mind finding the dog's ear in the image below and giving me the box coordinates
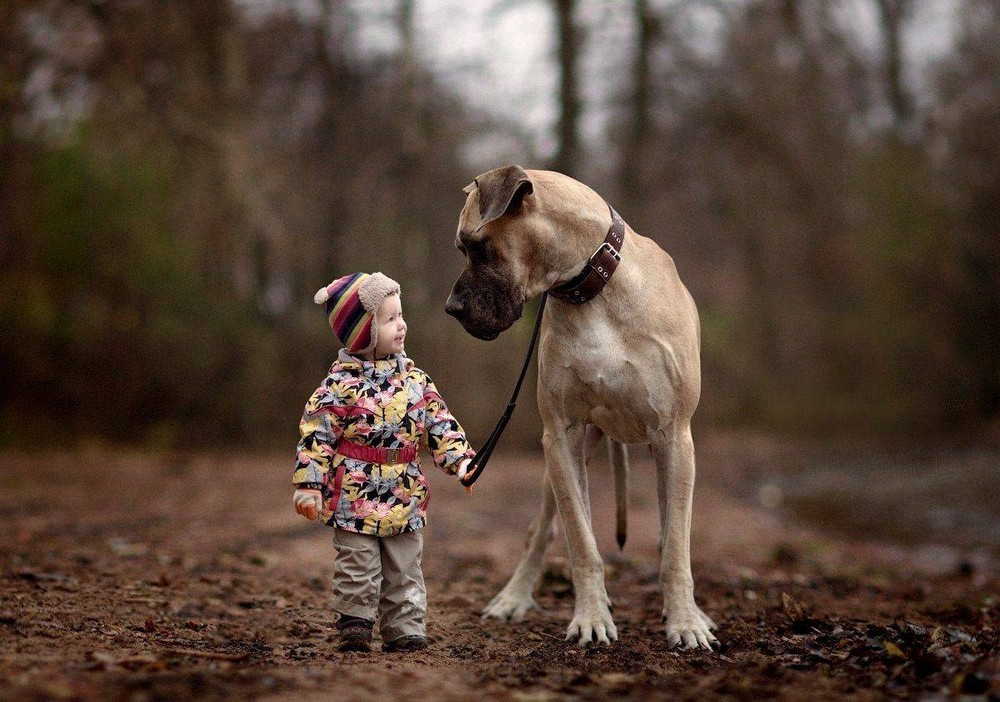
[473,165,533,230]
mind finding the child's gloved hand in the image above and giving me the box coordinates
[293,488,323,520]
[457,459,474,495]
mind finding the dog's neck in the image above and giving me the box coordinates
[531,204,622,298]
[519,172,632,302]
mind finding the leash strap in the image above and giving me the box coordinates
[459,291,549,487]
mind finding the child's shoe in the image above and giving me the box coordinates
[337,615,374,652]
[383,635,428,652]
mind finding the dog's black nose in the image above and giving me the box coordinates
[445,294,466,319]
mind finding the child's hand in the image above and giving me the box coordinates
[293,488,323,520]
[457,459,474,495]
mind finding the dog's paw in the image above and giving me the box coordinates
[664,608,719,650]
[697,605,717,631]
[482,587,539,622]
[566,601,618,646]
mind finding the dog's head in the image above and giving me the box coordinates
[445,165,540,340]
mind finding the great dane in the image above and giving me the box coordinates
[445,165,717,649]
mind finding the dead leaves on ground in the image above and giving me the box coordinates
[751,588,998,697]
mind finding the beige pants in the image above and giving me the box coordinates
[330,529,426,640]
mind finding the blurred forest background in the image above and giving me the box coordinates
[1,0,998,450]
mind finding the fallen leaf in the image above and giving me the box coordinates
[782,592,808,621]
[884,641,906,659]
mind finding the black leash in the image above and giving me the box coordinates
[459,292,549,487]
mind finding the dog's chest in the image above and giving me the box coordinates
[556,317,628,390]
[579,366,650,443]
[550,323,652,441]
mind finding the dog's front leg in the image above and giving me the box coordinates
[544,422,617,646]
[481,425,609,625]
[651,421,717,650]
[481,470,557,622]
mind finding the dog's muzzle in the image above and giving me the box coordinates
[445,294,466,320]
[444,290,514,340]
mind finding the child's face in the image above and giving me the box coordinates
[374,294,406,357]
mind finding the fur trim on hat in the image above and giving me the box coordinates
[357,272,401,314]
[356,272,400,358]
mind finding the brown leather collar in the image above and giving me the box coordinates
[549,204,626,304]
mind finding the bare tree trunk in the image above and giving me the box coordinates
[395,0,430,307]
[397,0,425,161]
[874,0,914,131]
[619,0,657,209]
[551,0,580,176]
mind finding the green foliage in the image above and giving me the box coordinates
[0,133,300,448]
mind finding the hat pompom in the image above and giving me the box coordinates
[314,286,331,305]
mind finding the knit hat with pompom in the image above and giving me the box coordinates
[313,272,401,356]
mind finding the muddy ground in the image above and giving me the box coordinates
[1,432,998,700]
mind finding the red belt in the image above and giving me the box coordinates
[336,439,418,464]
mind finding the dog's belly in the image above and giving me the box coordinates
[586,405,648,444]
[576,362,664,444]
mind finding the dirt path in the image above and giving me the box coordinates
[1,438,997,700]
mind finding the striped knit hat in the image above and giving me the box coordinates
[313,272,401,356]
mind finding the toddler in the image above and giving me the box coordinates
[292,272,474,653]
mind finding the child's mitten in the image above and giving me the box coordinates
[457,459,473,494]
[293,488,323,520]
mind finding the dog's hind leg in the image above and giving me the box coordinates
[651,420,717,650]
[583,423,603,459]
[481,469,558,622]
[583,428,628,551]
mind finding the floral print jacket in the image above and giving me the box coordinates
[293,350,475,537]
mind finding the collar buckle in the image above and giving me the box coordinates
[596,241,621,263]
